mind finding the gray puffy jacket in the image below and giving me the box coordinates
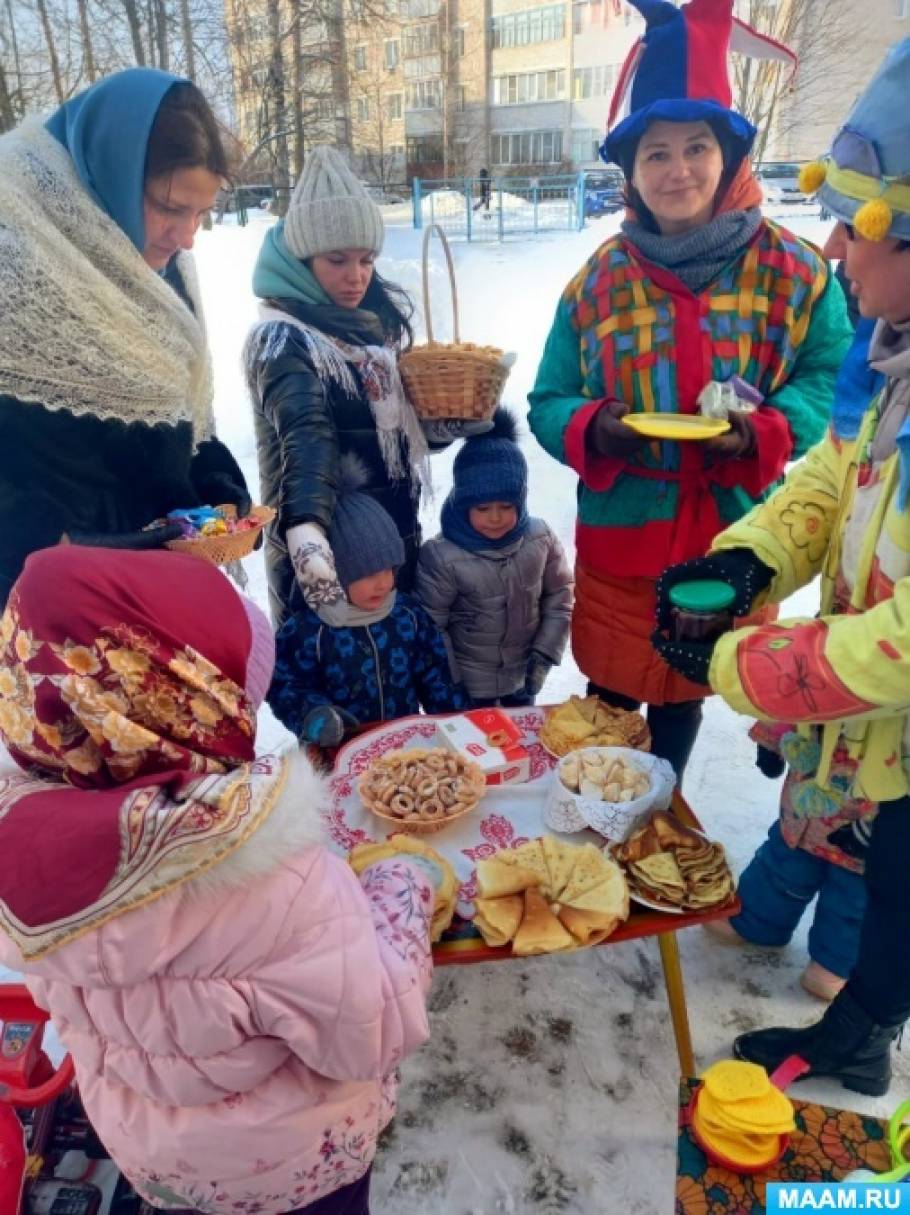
[416,518,573,700]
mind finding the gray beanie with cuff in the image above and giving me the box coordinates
[284,145,384,260]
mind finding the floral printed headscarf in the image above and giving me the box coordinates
[0,546,287,959]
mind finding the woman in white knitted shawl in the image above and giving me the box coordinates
[0,67,250,605]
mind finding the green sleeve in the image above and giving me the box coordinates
[765,271,852,459]
[527,296,589,465]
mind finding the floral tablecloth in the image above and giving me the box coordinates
[676,1079,892,1212]
[323,707,577,916]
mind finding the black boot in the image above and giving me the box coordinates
[733,987,903,1098]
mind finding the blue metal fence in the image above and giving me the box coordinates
[412,174,585,240]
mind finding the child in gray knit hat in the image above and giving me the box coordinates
[269,475,468,747]
[417,410,574,706]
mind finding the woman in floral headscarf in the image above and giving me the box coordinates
[0,545,439,1215]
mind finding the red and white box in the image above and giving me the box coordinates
[434,708,531,787]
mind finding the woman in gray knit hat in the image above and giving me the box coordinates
[246,146,487,630]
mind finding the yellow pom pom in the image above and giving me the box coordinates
[798,160,828,195]
[853,197,893,242]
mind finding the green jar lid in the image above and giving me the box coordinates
[669,579,736,613]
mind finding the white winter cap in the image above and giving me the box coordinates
[284,145,384,260]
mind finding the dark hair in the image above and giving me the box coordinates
[144,82,231,186]
[619,117,742,233]
[361,269,415,349]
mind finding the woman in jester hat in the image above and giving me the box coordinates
[528,0,851,781]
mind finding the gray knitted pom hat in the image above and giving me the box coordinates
[284,145,384,261]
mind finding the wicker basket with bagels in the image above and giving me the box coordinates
[358,746,486,834]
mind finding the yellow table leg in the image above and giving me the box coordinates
[658,931,696,1077]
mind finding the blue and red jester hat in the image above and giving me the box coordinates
[601,0,798,168]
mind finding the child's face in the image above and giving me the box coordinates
[824,221,910,324]
[347,569,395,611]
[469,501,518,541]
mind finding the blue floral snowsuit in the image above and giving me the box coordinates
[269,593,468,737]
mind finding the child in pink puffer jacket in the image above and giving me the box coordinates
[0,545,439,1215]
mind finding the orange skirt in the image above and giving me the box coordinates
[572,562,777,706]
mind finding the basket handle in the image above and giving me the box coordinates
[421,223,459,345]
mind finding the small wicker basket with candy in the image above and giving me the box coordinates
[155,504,275,566]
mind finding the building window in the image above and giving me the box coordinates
[407,134,444,162]
[404,53,441,78]
[453,26,466,55]
[315,96,336,119]
[406,78,442,108]
[570,127,599,164]
[490,128,564,166]
[386,92,403,119]
[491,5,565,48]
[354,44,367,70]
[572,64,617,99]
[492,68,566,105]
[400,0,440,16]
[349,0,365,17]
[405,23,439,55]
[573,0,622,32]
[384,39,400,68]
[355,96,370,121]
[457,84,467,109]
[390,144,405,156]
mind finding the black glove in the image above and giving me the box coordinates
[756,744,786,779]
[702,409,757,462]
[421,418,495,445]
[190,437,252,517]
[301,705,360,747]
[587,399,647,461]
[651,628,715,686]
[66,522,184,550]
[655,550,774,634]
[826,819,874,860]
[524,651,552,698]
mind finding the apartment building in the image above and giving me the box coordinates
[227,0,652,184]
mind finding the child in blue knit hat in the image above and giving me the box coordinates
[417,409,573,706]
[269,472,468,746]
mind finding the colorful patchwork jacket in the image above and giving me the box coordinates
[710,399,910,806]
[528,220,851,579]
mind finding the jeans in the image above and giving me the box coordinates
[586,681,703,781]
[731,819,866,979]
[850,795,910,1025]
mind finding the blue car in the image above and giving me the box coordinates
[583,169,624,217]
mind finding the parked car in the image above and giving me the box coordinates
[583,169,625,217]
[756,161,805,205]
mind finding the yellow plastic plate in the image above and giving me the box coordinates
[621,413,731,441]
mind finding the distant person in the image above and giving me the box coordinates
[473,166,491,212]
[417,410,573,707]
[528,0,849,782]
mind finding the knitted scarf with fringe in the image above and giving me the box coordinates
[0,120,214,441]
[245,305,431,496]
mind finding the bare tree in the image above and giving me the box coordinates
[731,0,854,164]
[0,57,15,131]
[120,0,147,64]
[35,0,65,101]
[177,0,195,78]
[75,0,97,81]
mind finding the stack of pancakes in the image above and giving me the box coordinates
[539,695,651,758]
[692,1061,794,1169]
[473,837,629,955]
[613,811,734,911]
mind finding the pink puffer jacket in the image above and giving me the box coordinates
[0,754,433,1213]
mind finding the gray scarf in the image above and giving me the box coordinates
[315,589,396,628]
[869,318,910,464]
[622,207,763,295]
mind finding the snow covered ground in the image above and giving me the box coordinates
[5,203,907,1213]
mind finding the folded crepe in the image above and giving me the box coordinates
[540,835,579,900]
[513,888,575,955]
[476,855,543,899]
[474,894,524,947]
[560,843,615,903]
[348,833,457,941]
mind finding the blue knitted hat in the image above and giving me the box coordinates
[328,456,405,587]
[451,409,527,511]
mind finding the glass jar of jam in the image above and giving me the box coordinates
[669,580,736,643]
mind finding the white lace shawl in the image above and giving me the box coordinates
[0,119,214,441]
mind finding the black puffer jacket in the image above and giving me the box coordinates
[249,298,426,626]
[0,399,247,607]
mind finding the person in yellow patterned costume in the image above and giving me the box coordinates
[655,40,910,1098]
